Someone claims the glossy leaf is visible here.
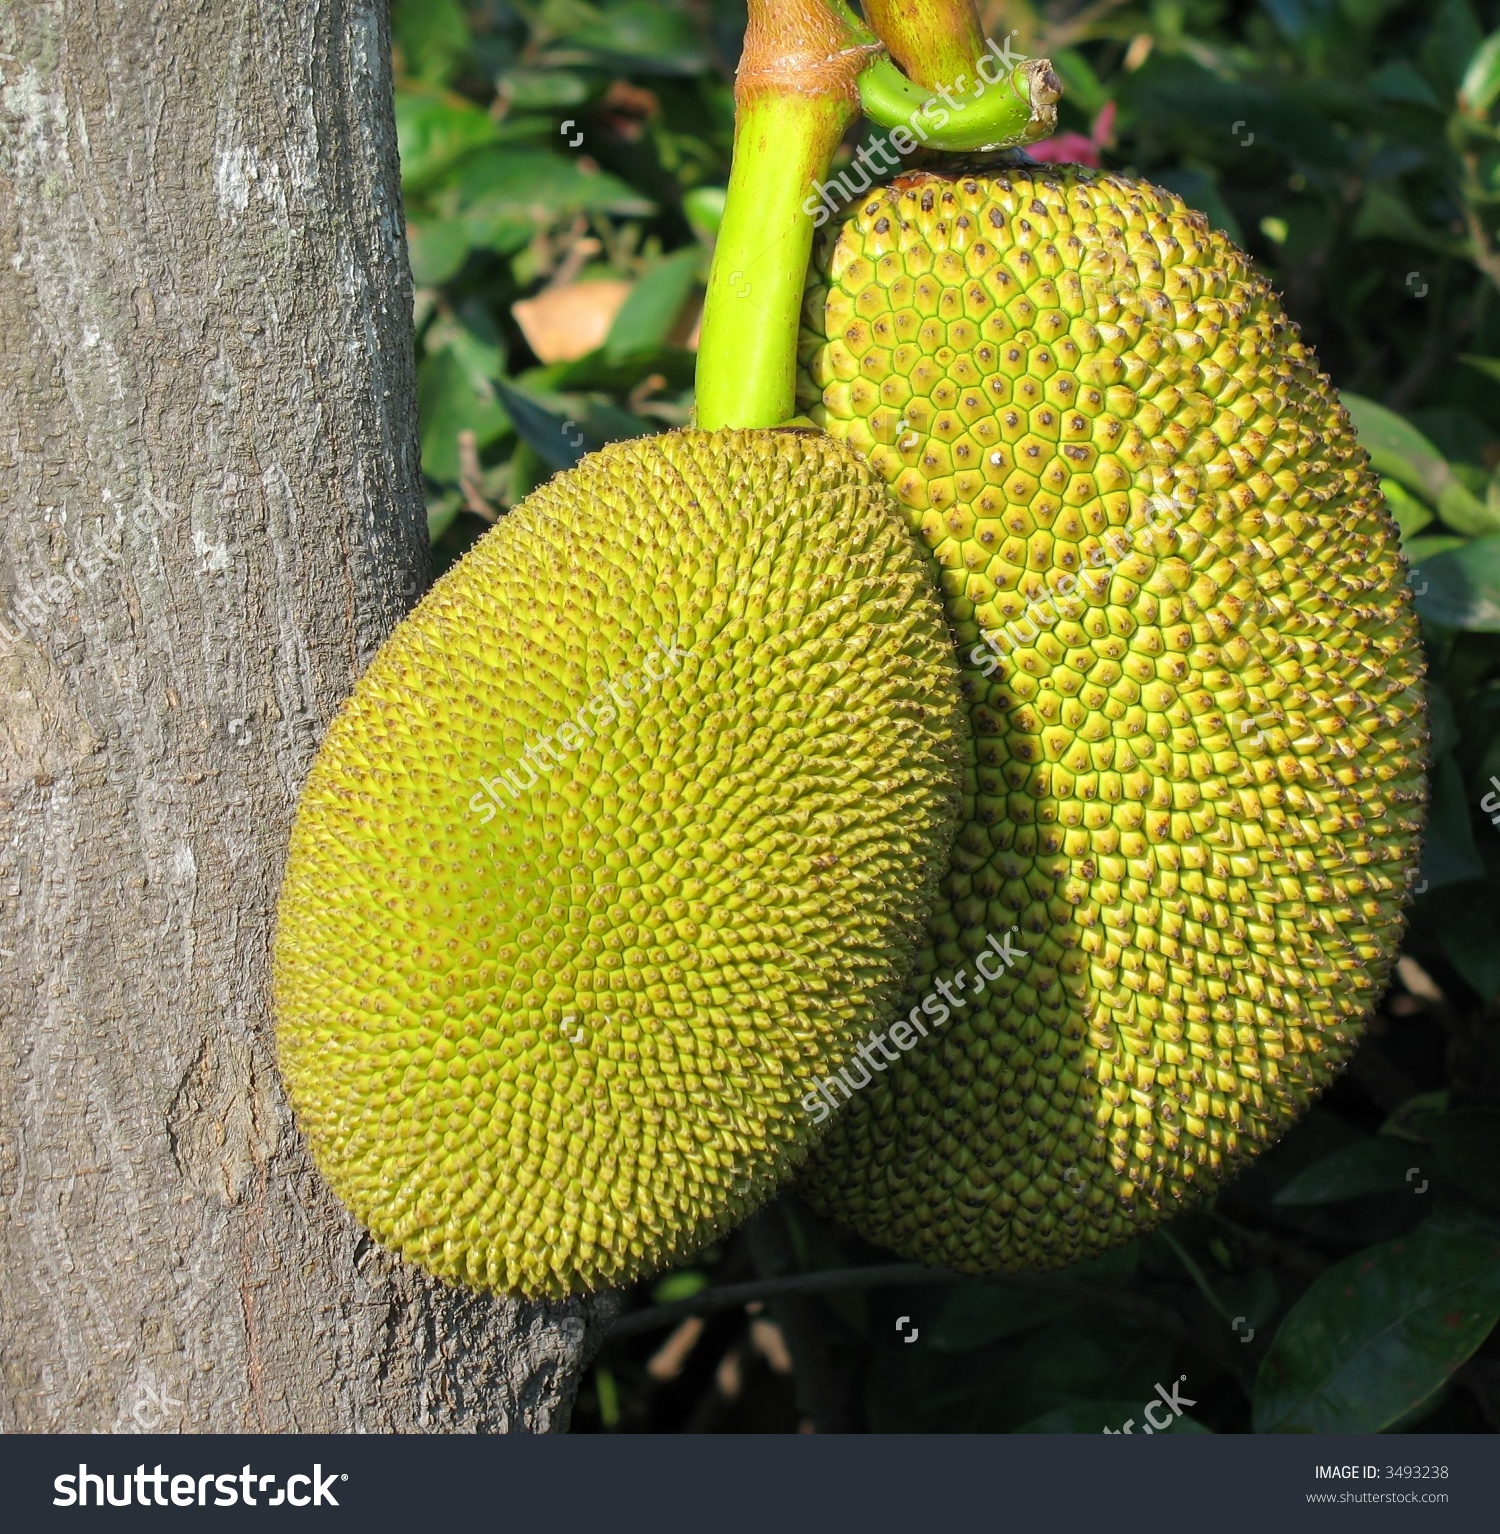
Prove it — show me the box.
[651,1269,709,1303]
[1253,1227,1500,1432]
[543,0,709,76]
[392,0,470,85]
[426,495,462,544]
[605,248,701,360]
[417,350,511,482]
[1403,533,1469,566]
[1342,393,1499,535]
[1431,880,1500,1002]
[407,214,473,287]
[1273,1137,1421,1206]
[396,90,502,193]
[450,149,653,235]
[491,379,606,472]
[683,185,728,245]
[1415,757,1486,891]
[1369,61,1444,109]
[1459,352,1500,383]
[1425,0,1486,98]
[1461,32,1500,116]
[500,68,589,109]
[1422,1110,1500,1209]
[930,1286,1076,1352]
[1381,476,1433,540]
[1414,535,1500,629]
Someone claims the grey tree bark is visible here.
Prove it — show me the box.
[0,0,614,1433]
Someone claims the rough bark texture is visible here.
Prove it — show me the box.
[0,0,614,1433]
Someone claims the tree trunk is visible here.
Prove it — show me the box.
[0,0,613,1433]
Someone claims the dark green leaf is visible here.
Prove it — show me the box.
[449,149,653,242]
[1461,32,1500,116]
[1423,0,1485,100]
[1370,62,1444,110]
[1343,393,1455,509]
[1459,352,1500,384]
[396,90,501,193]
[683,185,727,245]
[417,350,511,482]
[1050,49,1108,117]
[1260,0,1334,43]
[1403,533,1470,566]
[407,214,473,287]
[392,0,470,85]
[1382,477,1433,539]
[1416,756,1486,891]
[543,0,708,76]
[650,1270,709,1303]
[1352,185,1466,258]
[1382,1091,1453,1142]
[1123,57,1349,168]
[1432,880,1500,1001]
[1415,535,1500,627]
[1422,1109,1500,1209]
[930,1285,1076,1352]
[492,379,606,471]
[1252,1226,1500,1432]
[535,347,696,394]
[1428,680,1459,758]
[500,69,589,109]
[605,248,701,360]
[1273,1137,1421,1206]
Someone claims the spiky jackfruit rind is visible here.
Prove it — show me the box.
[796,167,1428,1273]
[274,428,966,1297]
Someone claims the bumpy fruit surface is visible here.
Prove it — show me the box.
[274,428,965,1296]
[796,167,1428,1272]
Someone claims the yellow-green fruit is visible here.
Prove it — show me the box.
[273,428,965,1297]
[796,168,1428,1272]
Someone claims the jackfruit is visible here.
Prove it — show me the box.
[795,167,1428,1272]
[273,428,966,1296]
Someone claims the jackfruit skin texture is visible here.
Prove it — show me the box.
[274,428,966,1297]
[795,167,1428,1273]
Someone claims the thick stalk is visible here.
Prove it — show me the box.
[696,93,856,429]
[696,0,867,430]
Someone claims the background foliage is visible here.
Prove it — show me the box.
[390,0,1500,1433]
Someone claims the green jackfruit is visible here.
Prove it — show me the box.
[795,167,1428,1272]
[274,428,965,1296]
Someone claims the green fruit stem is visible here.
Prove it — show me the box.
[695,0,1059,430]
[696,0,872,430]
[856,51,1057,151]
[848,0,1059,152]
[860,0,983,90]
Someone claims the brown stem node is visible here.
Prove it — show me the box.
[735,0,869,104]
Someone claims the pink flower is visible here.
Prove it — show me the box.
[1027,132,1100,165]
[1028,101,1116,167]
